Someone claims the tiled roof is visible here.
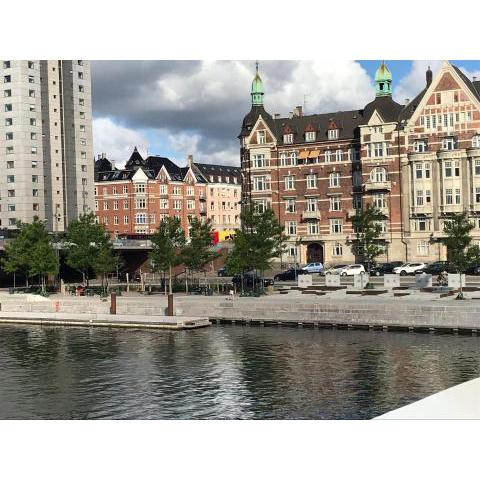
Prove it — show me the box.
[194,162,241,183]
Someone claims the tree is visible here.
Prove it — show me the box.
[149,217,186,294]
[94,245,120,294]
[226,206,287,278]
[2,220,55,288]
[438,212,480,297]
[29,239,59,293]
[182,217,219,273]
[350,204,387,274]
[64,212,114,286]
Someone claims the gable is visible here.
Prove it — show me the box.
[132,168,148,181]
[367,110,385,126]
[247,116,277,145]
[434,72,461,92]
[184,168,197,184]
[156,165,171,182]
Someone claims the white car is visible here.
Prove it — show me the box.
[324,264,348,275]
[338,264,365,276]
[303,262,324,274]
[392,262,427,276]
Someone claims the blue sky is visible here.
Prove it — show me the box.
[92,60,480,166]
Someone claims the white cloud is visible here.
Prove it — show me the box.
[93,117,150,166]
[394,60,443,103]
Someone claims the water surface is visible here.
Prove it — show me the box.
[0,325,478,419]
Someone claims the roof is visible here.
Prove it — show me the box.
[124,146,145,169]
[362,95,404,124]
[452,65,480,102]
[144,155,184,180]
[94,157,114,172]
[193,163,241,183]
[239,105,274,138]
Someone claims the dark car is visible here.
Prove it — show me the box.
[422,261,454,275]
[217,267,230,277]
[369,261,404,276]
[274,268,308,282]
[232,272,274,289]
[465,263,480,275]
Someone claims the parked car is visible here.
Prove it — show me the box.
[232,272,274,289]
[217,267,231,277]
[302,262,324,274]
[324,264,348,275]
[274,268,308,281]
[338,264,366,276]
[369,261,404,276]
[465,263,480,275]
[392,262,427,276]
[422,261,454,275]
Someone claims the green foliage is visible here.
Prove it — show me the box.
[65,212,114,285]
[150,217,186,273]
[2,220,58,290]
[350,204,386,271]
[182,217,219,273]
[439,212,480,274]
[226,206,287,274]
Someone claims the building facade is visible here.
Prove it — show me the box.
[0,60,94,232]
[239,61,480,265]
[94,149,241,238]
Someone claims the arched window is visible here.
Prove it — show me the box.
[370,167,387,182]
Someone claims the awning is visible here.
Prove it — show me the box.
[298,151,309,159]
[308,150,320,158]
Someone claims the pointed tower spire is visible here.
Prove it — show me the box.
[251,61,264,106]
[375,61,393,97]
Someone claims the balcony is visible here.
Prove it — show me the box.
[364,180,391,192]
[302,210,321,220]
[439,204,463,214]
[410,205,433,215]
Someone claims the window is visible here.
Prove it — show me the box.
[415,163,423,179]
[173,186,181,195]
[80,151,87,159]
[374,142,384,157]
[7,175,15,183]
[373,193,386,208]
[8,190,15,197]
[284,175,295,190]
[79,98,84,106]
[7,161,14,169]
[30,118,36,126]
[5,104,12,112]
[279,153,288,166]
[80,112,85,119]
[78,71,84,80]
[122,185,128,194]
[5,132,13,140]
[424,163,431,179]
[187,200,195,210]
[425,189,431,203]
[8,218,17,226]
[32,189,38,197]
[4,89,11,97]
[79,85,84,93]
[4,75,11,83]
[335,149,343,162]
[445,188,453,205]
[444,161,452,177]
[328,129,339,140]
[475,160,480,176]
[455,188,461,205]
[370,167,387,182]
[31,132,37,140]
[286,221,297,235]
[330,196,341,211]
[28,75,34,83]
[324,150,333,163]
[283,133,293,144]
[134,183,146,194]
[288,246,298,258]
[29,104,36,112]
[330,219,342,234]
[135,198,146,209]
[160,199,169,209]
[254,199,269,213]
[473,136,480,148]
[3,61,11,68]
[253,175,269,191]
[123,200,129,209]
[7,204,15,212]
[256,131,266,144]
[442,137,456,150]
[6,146,14,155]
[31,160,37,168]
[285,199,296,213]
[416,190,424,206]
[253,154,266,168]
[307,198,317,212]
[454,161,460,177]
[348,148,359,162]
[414,140,427,153]
[306,173,317,189]
[306,131,316,142]
[417,241,430,256]
[352,194,362,210]
[31,175,38,183]
[416,219,429,232]
[135,213,147,224]
[80,125,85,132]
[113,216,119,226]
[333,243,343,256]
[5,118,12,126]
[113,200,119,210]
[476,187,480,203]
[31,146,37,155]
[353,170,362,186]
[173,200,182,210]
[33,204,39,211]
[28,61,34,69]
[308,221,320,235]
[329,172,340,187]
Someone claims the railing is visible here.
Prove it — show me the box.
[364,181,392,192]
[302,210,321,220]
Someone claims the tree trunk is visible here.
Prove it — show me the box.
[169,265,172,295]
[185,269,189,294]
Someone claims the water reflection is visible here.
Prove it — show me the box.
[0,325,479,419]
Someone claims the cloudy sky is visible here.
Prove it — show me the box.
[91,60,480,168]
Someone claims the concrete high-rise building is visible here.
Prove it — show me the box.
[0,60,94,232]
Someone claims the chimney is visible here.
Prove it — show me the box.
[97,154,101,160]
[426,66,433,86]
[274,113,280,119]
[289,111,294,119]
[102,152,106,159]
[110,159,115,170]
[187,154,194,167]
[293,105,303,117]
[404,98,410,105]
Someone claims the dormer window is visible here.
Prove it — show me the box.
[472,135,480,148]
[442,137,456,151]
[257,131,266,144]
[328,129,339,140]
[414,140,427,153]
[305,131,316,142]
[284,133,293,144]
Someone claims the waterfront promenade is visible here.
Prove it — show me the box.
[3,287,480,333]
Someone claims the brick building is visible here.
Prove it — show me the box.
[239,61,480,265]
[94,148,240,238]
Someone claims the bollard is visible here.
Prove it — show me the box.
[167,293,174,316]
[110,292,117,315]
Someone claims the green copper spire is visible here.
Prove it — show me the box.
[251,61,264,106]
[375,61,393,97]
